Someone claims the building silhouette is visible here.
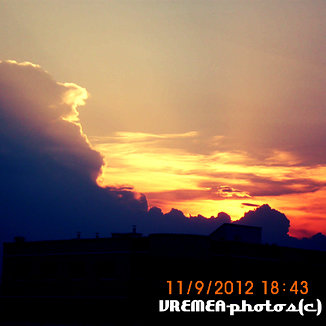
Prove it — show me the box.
[1,223,326,324]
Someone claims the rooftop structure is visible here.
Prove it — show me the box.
[1,223,325,323]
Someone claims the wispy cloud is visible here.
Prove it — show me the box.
[92,130,326,235]
[90,131,198,143]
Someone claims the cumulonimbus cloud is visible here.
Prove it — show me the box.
[0,60,228,242]
[0,60,148,242]
[0,59,102,181]
[0,60,325,254]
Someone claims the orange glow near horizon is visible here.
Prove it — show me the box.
[93,131,326,238]
[2,0,326,241]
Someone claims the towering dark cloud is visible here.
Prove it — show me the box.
[0,60,325,258]
[0,60,148,242]
[0,60,231,243]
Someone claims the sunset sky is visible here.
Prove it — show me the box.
[1,1,326,238]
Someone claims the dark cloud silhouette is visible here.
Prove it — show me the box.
[298,233,326,251]
[241,203,260,207]
[147,207,231,234]
[0,59,325,269]
[149,204,326,250]
[0,60,234,245]
[233,204,326,250]
[0,60,148,243]
[234,204,290,244]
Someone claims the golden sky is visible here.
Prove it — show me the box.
[1,1,326,237]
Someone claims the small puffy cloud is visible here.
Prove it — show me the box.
[233,204,325,250]
[0,59,231,244]
[147,207,231,234]
[234,204,290,244]
[0,59,325,255]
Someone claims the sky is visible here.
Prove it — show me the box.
[1,0,326,239]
